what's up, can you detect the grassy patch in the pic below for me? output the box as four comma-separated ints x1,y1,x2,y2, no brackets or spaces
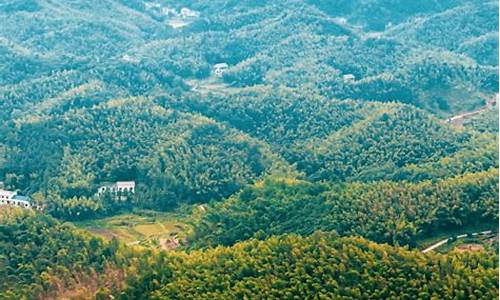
135,224,165,236
73,209,192,248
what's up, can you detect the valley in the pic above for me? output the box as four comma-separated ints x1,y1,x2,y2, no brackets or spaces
0,0,498,299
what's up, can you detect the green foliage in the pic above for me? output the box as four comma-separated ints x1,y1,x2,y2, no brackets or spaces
304,106,470,181
174,88,495,182
0,0,497,118
0,208,125,299
0,0,498,298
124,233,499,299
388,133,499,182
1,87,497,221
0,1,497,221
0,189,498,299
463,108,500,133
1,98,285,220
386,1,498,54
190,169,499,248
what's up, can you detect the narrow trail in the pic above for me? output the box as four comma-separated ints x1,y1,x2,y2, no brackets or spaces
445,95,498,124
421,230,493,253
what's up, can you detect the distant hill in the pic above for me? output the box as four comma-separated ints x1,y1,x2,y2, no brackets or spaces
0,1,498,298
170,88,496,182
0,0,497,116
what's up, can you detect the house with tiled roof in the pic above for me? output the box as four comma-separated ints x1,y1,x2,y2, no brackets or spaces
97,181,136,200
0,189,33,209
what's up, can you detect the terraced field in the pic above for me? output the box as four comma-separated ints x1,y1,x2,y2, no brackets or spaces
75,210,191,249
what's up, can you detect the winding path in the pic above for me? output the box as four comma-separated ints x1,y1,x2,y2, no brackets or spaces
421,230,493,253
445,95,498,124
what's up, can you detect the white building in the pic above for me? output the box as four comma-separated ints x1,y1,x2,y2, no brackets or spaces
161,7,177,17
343,74,355,82
213,63,229,77
98,181,136,196
144,2,161,10
0,189,16,201
121,54,139,63
179,8,200,18
0,189,32,209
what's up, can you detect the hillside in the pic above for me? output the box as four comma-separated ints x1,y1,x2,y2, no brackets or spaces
3,97,292,220
190,169,498,248
2,88,496,220
0,0,498,298
0,0,497,117
1,209,498,299
0,208,127,299
145,234,498,299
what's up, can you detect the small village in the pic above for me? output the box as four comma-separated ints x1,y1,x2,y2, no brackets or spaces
0,180,136,211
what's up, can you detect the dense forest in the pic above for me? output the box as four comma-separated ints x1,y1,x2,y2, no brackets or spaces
0,208,127,299
0,0,498,298
126,232,498,299
3,98,289,220
190,169,498,248
4,88,498,221
1,209,498,299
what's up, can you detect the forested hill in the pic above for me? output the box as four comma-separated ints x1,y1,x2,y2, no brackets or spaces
1,209,498,299
0,0,498,219
1,0,497,117
2,94,497,220
0,208,126,299
190,169,499,248
0,0,498,298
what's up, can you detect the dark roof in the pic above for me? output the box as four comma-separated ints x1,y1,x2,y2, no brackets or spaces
12,195,30,202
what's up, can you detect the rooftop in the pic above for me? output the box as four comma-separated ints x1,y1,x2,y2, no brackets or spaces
0,189,17,197
213,63,229,69
116,181,136,187
12,195,30,202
